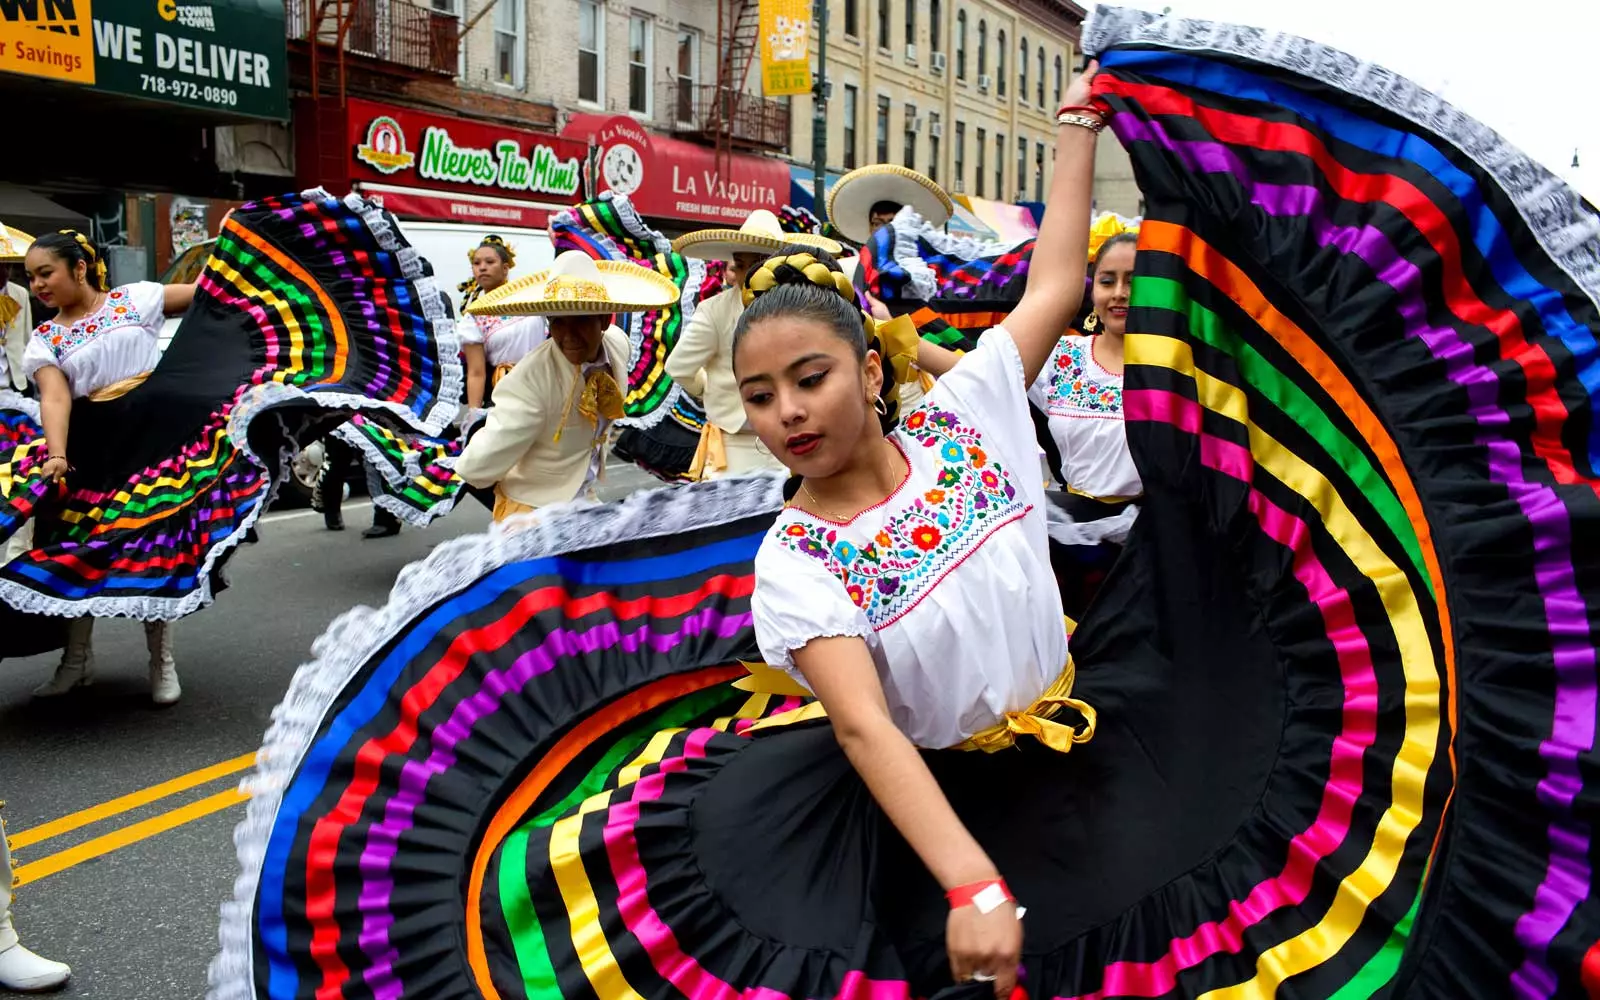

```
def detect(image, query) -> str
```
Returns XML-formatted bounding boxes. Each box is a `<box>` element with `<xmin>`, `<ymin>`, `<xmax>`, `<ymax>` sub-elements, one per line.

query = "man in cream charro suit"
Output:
<box><xmin>666</xmin><ymin>210</ymin><xmax>840</xmax><ymax>480</ymax></box>
<box><xmin>455</xmin><ymin>251</ymin><xmax>679</xmax><ymax>520</ymax></box>
<box><xmin>0</xmin><ymin>224</ymin><xmax>35</xmax><ymax>396</ymax></box>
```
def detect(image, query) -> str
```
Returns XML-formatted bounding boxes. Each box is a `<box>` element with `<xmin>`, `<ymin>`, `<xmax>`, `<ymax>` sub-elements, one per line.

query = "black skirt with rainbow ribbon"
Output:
<box><xmin>209</xmin><ymin>11</ymin><xmax>1600</xmax><ymax>1000</ymax></box>
<box><xmin>0</xmin><ymin>189</ymin><xmax>460</xmax><ymax>628</ymax></box>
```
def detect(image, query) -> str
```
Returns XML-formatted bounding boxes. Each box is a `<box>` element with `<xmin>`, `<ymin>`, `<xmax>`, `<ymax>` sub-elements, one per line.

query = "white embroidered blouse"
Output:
<box><xmin>1026</xmin><ymin>334</ymin><xmax>1142</xmax><ymax>499</ymax></box>
<box><xmin>751</xmin><ymin>327</ymin><xmax>1069</xmax><ymax>749</ymax></box>
<box><xmin>22</xmin><ymin>282</ymin><xmax>167</xmax><ymax>399</ymax></box>
<box><xmin>456</xmin><ymin>313</ymin><xmax>550</xmax><ymax>369</ymax></box>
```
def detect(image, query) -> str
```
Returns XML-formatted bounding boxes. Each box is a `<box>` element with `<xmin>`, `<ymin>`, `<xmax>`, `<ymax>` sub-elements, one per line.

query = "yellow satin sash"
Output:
<box><xmin>88</xmin><ymin>370</ymin><xmax>152</xmax><ymax>402</ymax></box>
<box><xmin>686</xmin><ymin>423</ymin><xmax>728</xmax><ymax>481</ymax></box>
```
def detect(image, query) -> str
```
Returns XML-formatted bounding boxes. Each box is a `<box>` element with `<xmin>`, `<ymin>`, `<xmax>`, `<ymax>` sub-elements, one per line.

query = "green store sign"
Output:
<box><xmin>89</xmin><ymin>0</ymin><xmax>287</xmax><ymax>120</ymax></box>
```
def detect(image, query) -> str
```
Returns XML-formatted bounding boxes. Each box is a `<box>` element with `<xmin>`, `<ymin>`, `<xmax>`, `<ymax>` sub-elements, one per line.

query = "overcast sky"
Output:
<box><xmin>1102</xmin><ymin>0</ymin><xmax>1600</xmax><ymax>201</ymax></box>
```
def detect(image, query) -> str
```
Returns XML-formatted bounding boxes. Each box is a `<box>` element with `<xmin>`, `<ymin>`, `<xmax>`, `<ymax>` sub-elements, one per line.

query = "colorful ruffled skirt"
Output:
<box><xmin>212</xmin><ymin>13</ymin><xmax>1600</xmax><ymax>1000</ymax></box>
<box><xmin>0</xmin><ymin>189</ymin><xmax>460</xmax><ymax>628</ymax></box>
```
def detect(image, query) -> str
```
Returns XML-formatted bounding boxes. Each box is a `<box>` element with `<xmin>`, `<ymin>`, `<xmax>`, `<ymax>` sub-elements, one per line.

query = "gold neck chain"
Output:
<box><xmin>798</xmin><ymin>441</ymin><xmax>899</xmax><ymax>522</ymax></box>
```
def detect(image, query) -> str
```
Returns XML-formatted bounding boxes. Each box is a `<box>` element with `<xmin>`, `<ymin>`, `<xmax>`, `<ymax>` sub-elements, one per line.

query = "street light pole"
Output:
<box><xmin>812</xmin><ymin>0</ymin><xmax>829</xmax><ymax>216</ymax></box>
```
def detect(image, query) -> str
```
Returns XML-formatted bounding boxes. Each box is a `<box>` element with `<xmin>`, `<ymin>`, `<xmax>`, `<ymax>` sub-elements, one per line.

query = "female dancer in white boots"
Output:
<box><xmin>23</xmin><ymin>232</ymin><xmax>188</xmax><ymax>705</ymax></box>
<box><xmin>0</xmin><ymin>805</ymin><xmax>71</xmax><ymax>991</ymax></box>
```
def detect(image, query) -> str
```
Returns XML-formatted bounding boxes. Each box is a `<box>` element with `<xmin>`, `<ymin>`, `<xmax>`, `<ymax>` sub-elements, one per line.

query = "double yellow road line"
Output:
<box><xmin>11</xmin><ymin>752</ymin><xmax>256</xmax><ymax>887</ymax></box>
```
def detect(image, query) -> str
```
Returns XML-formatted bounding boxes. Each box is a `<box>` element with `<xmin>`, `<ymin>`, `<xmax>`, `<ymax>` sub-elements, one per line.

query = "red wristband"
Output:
<box><xmin>1057</xmin><ymin>101</ymin><xmax>1112</xmax><ymax>120</ymax></box>
<box><xmin>946</xmin><ymin>878</ymin><xmax>1015</xmax><ymax>912</ymax></box>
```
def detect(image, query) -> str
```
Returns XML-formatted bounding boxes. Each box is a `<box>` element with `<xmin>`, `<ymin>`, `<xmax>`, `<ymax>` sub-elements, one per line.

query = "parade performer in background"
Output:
<box><xmin>0</xmin><ymin>191</ymin><xmax>460</xmax><ymax>703</ymax></box>
<box><xmin>457</xmin><ymin>234</ymin><xmax>546</xmax><ymax>410</ymax></box>
<box><xmin>827</xmin><ymin>163</ymin><xmax>956</xmax><ymax>252</ymax></box>
<box><xmin>0</xmin><ymin>802</ymin><xmax>69</xmax><ymax>992</ymax></box>
<box><xmin>215</xmin><ymin>11</ymin><xmax>1600</xmax><ymax>999</ymax></box>
<box><xmin>454</xmin><ymin>251</ymin><xmax>677</xmax><ymax>519</ymax></box>
<box><xmin>21</xmin><ymin>232</ymin><xmax>194</xmax><ymax>703</ymax></box>
<box><xmin>1</xmin><ymin>225</ymin><xmax>31</xmax><ymax>396</ymax></box>
<box><xmin>667</xmin><ymin>210</ymin><xmax>841</xmax><ymax>479</ymax></box>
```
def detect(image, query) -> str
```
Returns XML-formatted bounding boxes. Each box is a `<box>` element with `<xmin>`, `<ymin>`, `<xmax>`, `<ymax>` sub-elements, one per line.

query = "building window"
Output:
<box><xmin>976</xmin><ymin>126</ymin><xmax>986</xmax><ymax>197</ymax></box>
<box><xmin>1017</xmin><ymin>135</ymin><xmax>1027</xmax><ymax>200</ymax></box>
<box><xmin>995</xmin><ymin>132</ymin><xmax>1004</xmax><ymax>201</ymax></box>
<box><xmin>905</xmin><ymin>0</ymin><xmax>915</xmax><ymax>47</ymax></box>
<box><xmin>930</xmin><ymin>0</ymin><xmax>941</xmax><ymax>52</ymax></box>
<box><xmin>977</xmin><ymin>19</ymin><xmax>986</xmax><ymax>79</ymax></box>
<box><xmin>903</xmin><ymin>104</ymin><xmax>917</xmax><ymax>170</ymax></box>
<box><xmin>844</xmin><ymin>0</ymin><xmax>859</xmax><ymax>38</ymax></box>
<box><xmin>1018</xmin><ymin>35</ymin><xmax>1027</xmax><ymax>100</ymax></box>
<box><xmin>843</xmin><ymin>84</ymin><xmax>859</xmax><ymax>169</ymax></box>
<box><xmin>1035</xmin><ymin>141</ymin><xmax>1045</xmax><ymax>201</ymax></box>
<box><xmin>492</xmin><ymin>0</ymin><xmax>523</xmax><ymax>86</ymax></box>
<box><xmin>1037</xmin><ymin>46</ymin><xmax>1045</xmax><ymax>106</ymax></box>
<box><xmin>628</xmin><ymin>16</ymin><xmax>652</xmax><ymax>115</ymax></box>
<box><xmin>676</xmin><ymin>29</ymin><xmax>699</xmax><ymax>125</ymax></box>
<box><xmin>954</xmin><ymin>121</ymin><xmax>966</xmax><ymax>190</ymax></box>
<box><xmin>929</xmin><ymin>112</ymin><xmax>941</xmax><ymax>183</ymax></box>
<box><xmin>955</xmin><ymin>10</ymin><xmax>966</xmax><ymax>80</ymax></box>
<box><xmin>996</xmin><ymin>30</ymin><xmax>1006</xmax><ymax>97</ymax></box>
<box><xmin>878</xmin><ymin>0</ymin><xmax>890</xmax><ymax>49</ymax></box>
<box><xmin>578</xmin><ymin>0</ymin><xmax>602</xmax><ymax>105</ymax></box>
<box><xmin>1054</xmin><ymin>54</ymin><xmax>1064</xmax><ymax>107</ymax></box>
<box><xmin>876</xmin><ymin>94</ymin><xmax>891</xmax><ymax>164</ymax></box>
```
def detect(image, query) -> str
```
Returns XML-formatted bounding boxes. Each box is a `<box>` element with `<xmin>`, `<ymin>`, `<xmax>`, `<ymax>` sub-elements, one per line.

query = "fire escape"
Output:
<box><xmin>672</xmin><ymin>0</ymin><xmax>790</xmax><ymax>164</ymax></box>
<box><xmin>287</xmin><ymin>0</ymin><xmax>459</xmax><ymax>105</ymax></box>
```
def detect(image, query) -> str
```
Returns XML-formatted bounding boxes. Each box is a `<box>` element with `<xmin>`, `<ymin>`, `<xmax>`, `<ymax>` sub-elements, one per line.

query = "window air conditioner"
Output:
<box><xmin>953</xmin><ymin>179</ymin><xmax>966</xmax><ymax>193</ymax></box>
<box><xmin>905</xmin><ymin>43</ymin><xmax>917</xmax><ymax>61</ymax></box>
<box><xmin>929</xmin><ymin>121</ymin><xmax>944</xmax><ymax>138</ymax></box>
<box><xmin>978</xmin><ymin>74</ymin><xmax>992</xmax><ymax>92</ymax></box>
<box><xmin>931</xmin><ymin>51</ymin><xmax>947</xmax><ymax>73</ymax></box>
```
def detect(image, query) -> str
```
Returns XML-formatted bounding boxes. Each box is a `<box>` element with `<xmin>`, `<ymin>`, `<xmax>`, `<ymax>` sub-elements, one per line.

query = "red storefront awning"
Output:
<box><xmin>560</xmin><ymin>114</ymin><xmax>790</xmax><ymax>227</ymax></box>
<box><xmin>296</xmin><ymin>97</ymin><xmax>588</xmax><ymax>226</ymax></box>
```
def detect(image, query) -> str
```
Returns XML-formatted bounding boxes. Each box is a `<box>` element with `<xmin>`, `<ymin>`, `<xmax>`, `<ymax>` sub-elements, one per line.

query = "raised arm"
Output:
<box><xmin>163</xmin><ymin>283</ymin><xmax>196</xmax><ymax>315</ymax></box>
<box><xmin>795</xmin><ymin>637</ymin><xmax>1022</xmax><ymax>997</ymax></box>
<box><xmin>1002</xmin><ymin>61</ymin><xmax>1102</xmax><ymax>387</ymax></box>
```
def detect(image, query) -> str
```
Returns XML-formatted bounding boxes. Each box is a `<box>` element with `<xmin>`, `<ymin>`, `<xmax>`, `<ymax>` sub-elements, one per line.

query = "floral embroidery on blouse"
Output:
<box><xmin>1041</xmin><ymin>337</ymin><xmax>1121</xmax><ymax>417</ymax></box>
<box><xmin>35</xmin><ymin>287</ymin><xmax>146</xmax><ymax>362</ymax></box>
<box><xmin>773</xmin><ymin>403</ymin><xmax>1029</xmax><ymax>628</ymax></box>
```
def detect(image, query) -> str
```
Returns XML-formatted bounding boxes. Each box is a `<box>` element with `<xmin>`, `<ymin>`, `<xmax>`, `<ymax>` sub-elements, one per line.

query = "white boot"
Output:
<box><xmin>31</xmin><ymin>618</ymin><xmax>95</xmax><ymax>698</ymax></box>
<box><xmin>145</xmin><ymin>622</ymin><xmax>181</xmax><ymax>706</ymax></box>
<box><xmin>0</xmin><ymin>804</ymin><xmax>71</xmax><ymax>992</ymax></box>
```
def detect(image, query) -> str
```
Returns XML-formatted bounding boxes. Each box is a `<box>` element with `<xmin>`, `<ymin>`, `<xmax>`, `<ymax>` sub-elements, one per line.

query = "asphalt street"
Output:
<box><xmin>0</xmin><ymin>459</ymin><xmax>662</xmax><ymax>998</ymax></box>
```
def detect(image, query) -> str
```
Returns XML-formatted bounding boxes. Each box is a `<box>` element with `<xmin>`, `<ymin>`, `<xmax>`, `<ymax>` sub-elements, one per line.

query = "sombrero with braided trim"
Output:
<box><xmin>0</xmin><ymin>223</ymin><xmax>35</xmax><ymax>263</ymax></box>
<box><xmin>467</xmin><ymin>250</ymin><xmax>680</xmax><ymax>317</ymax></box>
<box><xmin>826</xmin><ymin>164</ymin><xmax>954</xmax><ymax>244</ymax></box>
<box><xmin>672</xmin><ymin>209</ymin><xmax>843</xmax><ymax>261</ymax></box>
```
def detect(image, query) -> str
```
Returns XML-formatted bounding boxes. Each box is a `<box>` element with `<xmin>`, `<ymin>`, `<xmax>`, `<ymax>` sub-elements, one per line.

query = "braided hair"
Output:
<box><xmin>734</xmin><ymin>244</ymin><xmax>909</xmax><ymax>444</ymax></box>
<box><xmin>30</xmin><ymin>230</ymin><xmax>109</xmax><ymax>292</ymax></box>
<box><xmin>458</xmin><ymin>234</ymin><xmax>517</xmax><ymax>310</ymax></box>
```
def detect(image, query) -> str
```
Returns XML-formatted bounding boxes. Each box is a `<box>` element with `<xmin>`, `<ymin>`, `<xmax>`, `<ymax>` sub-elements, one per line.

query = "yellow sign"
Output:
<box><xmin>0</xmin><ymin>0</ymin><xmax>95</xmax><ymax>84</ymax></box>
<box><xmin>759</xmin><ymin>0</ymin><xmax>812</xmax><ymax>97</ymax></box>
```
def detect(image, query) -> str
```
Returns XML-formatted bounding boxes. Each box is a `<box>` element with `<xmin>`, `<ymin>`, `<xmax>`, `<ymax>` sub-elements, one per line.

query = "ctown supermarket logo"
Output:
<box><xmin>356</xmin><ymin>116</ymin><xmax>416</xmax><ymax>175</ymax></box>
<box><xmin>1</xmin><ymin>0</ymin><xmax>85</xmax><ymax>35</ymax></box>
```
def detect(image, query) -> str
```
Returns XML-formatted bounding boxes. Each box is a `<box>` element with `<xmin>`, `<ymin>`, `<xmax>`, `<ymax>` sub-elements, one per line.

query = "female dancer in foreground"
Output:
<box><xmin>23</xmin><ymin>232</ymin><xmax>192</xmax><ymax>703</ymax></box>
<box><xmin>737</xmin><ymin>65</ymin><xmax>1105</xmax><ymax>993</ymax></box>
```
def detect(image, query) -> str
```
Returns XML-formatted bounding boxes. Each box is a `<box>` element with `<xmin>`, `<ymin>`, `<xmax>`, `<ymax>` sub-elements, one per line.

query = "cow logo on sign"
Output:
<box><xmin>602</xmin><ymin>142</ymin><xmax>645</xmax><ymax>196</ymax></box>
<box><xmin>356</xmin><ymin>117</ymin><xmax>416</xmax><ymax>175</ymax></box>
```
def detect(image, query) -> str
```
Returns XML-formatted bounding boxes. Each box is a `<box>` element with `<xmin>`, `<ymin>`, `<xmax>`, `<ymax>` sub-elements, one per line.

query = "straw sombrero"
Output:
<box><xmin>0</xmin><ymin>223</ymin><xmax>35</xmax><ymax>263</ymax></box>
<box><xmin>468</xmin><ymin>250</ymin><xmax>680</xmax><ymax>317</ymax></box>
<box><xmin>671</xmin><ymin>209</ymin><xmax>842</xmax><ymax>261</ymax></box>
<box><xmin>827</xmin><ymin>164</ymin><xmax>954</xmax><ymax>244</ymax></box>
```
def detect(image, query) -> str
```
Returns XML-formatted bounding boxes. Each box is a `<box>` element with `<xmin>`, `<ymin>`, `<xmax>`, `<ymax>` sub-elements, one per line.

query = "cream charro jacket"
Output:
<box><xmin>664</xmin><ymin>286</ymin><xmax>747</xmax><ymax>434</ymax></box>
<box><xmin>455</xmin><ymin>327</ymin><xmax>630</xmax><ymax>509</ymax></box>
<box><xmin>2</xmin><ymin>282</ymin><xmax>30</xmax><ymax>392</ymax></box>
